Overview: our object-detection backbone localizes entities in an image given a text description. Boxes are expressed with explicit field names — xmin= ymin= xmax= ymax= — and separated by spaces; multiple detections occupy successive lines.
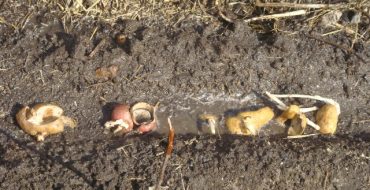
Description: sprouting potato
xmin=316 ymin=104 xmax=339 ymax=135
xmin=276 ymin=105 xmax=300 ymax=125
xmin=275 ymin=105 xmax=308 ymax=136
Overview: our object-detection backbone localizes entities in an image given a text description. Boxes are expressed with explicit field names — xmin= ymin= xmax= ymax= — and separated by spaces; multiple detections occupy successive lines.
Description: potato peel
xmin=130 ymin=102 xmax=158 ymax=133
xmin=26 ymin=103 xmax=63 ymax=124
xmin=16 ymin=103 xmax=77 ymax=141
xmin=287 ymin=113 xmax=307 ymax=136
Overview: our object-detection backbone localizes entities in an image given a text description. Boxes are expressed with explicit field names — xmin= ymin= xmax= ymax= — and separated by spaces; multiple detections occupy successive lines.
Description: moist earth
xmin=0 ymin=7 xmax=370 ymax=190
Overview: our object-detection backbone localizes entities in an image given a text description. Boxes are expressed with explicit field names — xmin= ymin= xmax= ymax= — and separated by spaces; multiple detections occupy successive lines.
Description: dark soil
xmin=0 ymin=3 xmax=370 ymax=190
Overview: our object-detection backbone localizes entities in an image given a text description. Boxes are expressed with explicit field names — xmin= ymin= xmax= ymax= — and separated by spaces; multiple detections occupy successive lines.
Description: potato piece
xmin=237 ymin=107 xmax=275 ymax=135
xmin=287 ymin=113 xmax=307 ymax=136
xmin=226 ymin=116 xmax=250 ymax=135
xmin=16 ymin=104 xmax=77 ymax=141
xmin=316 ymin=104 xmax=339 ymax=135
xmin=276 ymin=105 xmax=300 ymax=125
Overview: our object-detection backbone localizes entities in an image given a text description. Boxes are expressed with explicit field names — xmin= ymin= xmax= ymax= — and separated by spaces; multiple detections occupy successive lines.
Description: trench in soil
xmin=147 ymin=92 xmax=312 ymax=136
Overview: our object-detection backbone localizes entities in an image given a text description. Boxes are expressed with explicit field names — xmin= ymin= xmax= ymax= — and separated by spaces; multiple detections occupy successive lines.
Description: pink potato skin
xmin=111 ymin=104 xmax=134 ymax=131
xmin=137 ymin=121 xmax=157 ymax=133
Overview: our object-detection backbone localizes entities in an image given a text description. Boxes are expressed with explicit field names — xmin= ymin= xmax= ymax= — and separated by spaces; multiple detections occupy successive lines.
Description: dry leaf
xmin=95 ymin=65 xmax=118 ymax=80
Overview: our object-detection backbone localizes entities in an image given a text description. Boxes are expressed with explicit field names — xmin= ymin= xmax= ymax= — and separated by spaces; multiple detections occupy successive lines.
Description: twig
xmin=39 ymin=70 xmax=45 ymax=86
xmin=130 ymin=65 xmax=143 ymax=81
xmin=180 ymin=172 xmax=186 ymax=190
xmin=306 ymin=34 xmax=351 ymax=52
xmin=256 ymin=0 xmax=349 ymax=9
xmin=87 ymin=81 xmax=112 ymax=88
xmin=218 ymin=10 xmax=234 ymax=23
xmin=352 ymin=119 xmax=370 ymax=124
xmin=244 ymin=10 xmax=307 ymax=23
xmin=286 ymin=134 xmax=319 ymax=139
xmin=154 ymin=117 xmax=175 ymax=190
xmin=89 ymin=26 xmax=99 ymax=40
xmin=323 ymin=170 xmax=329 ymax=189
xmin=323 ymin=23 xmax=364 ymax=39
xmin=116 ymin=144 xmax=133 ymax=151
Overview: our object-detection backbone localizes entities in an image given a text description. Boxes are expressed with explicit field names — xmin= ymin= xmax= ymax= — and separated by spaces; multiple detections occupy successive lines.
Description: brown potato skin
xmin=316 ymin=104 xmax=338 ymax=135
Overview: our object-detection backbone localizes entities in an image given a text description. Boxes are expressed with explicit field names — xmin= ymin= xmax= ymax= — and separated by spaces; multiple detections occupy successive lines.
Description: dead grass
xmin=46 ymin=0 xmax=211 ymax=23
xmin=0 ymin=0 xmax=369 ymax=53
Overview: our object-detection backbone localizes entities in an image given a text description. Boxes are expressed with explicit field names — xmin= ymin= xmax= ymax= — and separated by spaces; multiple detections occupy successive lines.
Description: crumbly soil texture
xmin=0 ymin=3 xmax=370 ymax=190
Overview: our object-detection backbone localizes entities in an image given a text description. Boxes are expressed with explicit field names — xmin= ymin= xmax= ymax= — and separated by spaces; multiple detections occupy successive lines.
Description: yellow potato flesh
xmin=276 ymin=105 xmax=300 ymax=125
xmin=226 ymin=116 xmax=250 ymax=135
xmin=237 ymin=107 xmax=275 ymax=135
